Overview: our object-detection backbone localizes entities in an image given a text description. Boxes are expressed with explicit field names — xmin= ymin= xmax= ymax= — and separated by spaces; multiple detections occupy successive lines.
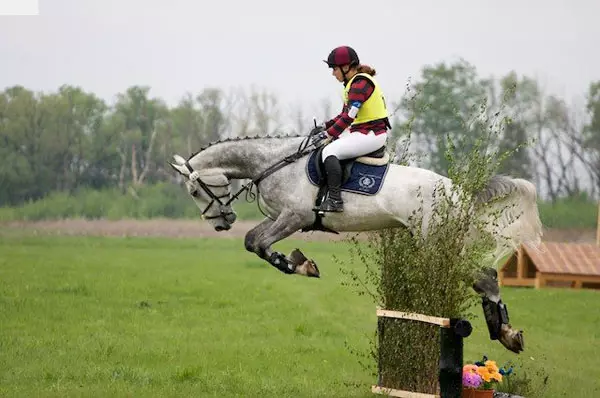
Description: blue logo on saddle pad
xmin=305 ymin=150 xmax=390 ymax=196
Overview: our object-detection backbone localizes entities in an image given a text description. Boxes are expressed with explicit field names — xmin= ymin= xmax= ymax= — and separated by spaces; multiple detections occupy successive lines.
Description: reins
xmin=185 ymin=126 xmax=324 ymax=221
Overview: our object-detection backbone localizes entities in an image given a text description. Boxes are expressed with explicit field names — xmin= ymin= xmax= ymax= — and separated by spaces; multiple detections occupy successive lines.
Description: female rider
xmin=313 ymin=45 xmax=391 ymax=213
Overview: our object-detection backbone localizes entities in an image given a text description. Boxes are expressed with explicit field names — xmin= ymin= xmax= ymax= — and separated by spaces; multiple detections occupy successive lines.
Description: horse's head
xmin=169 ymin=155 xmax=237 ymax=231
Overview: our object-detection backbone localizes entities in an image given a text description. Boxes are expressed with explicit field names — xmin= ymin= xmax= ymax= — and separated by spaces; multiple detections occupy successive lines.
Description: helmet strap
xmin=341 ymin=64 xmax=355 ymax=85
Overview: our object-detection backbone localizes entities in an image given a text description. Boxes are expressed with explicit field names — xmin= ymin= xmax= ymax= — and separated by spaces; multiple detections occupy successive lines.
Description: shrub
xmin=340 ymin=91 xmax=529 ymax=393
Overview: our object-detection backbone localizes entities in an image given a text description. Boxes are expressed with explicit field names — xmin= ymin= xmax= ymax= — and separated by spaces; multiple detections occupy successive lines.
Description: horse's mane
xmin=187 ymin=133 xmax=306 ymax=159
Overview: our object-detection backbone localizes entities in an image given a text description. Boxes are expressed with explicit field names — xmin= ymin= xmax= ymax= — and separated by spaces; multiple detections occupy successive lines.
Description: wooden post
xmin=517 ymin=246 xmax=525 ymax=281
xmin=373 ymin=309 xmax=472 ymax=398
xmin=438 ymin=319 xmax=472 ymax=398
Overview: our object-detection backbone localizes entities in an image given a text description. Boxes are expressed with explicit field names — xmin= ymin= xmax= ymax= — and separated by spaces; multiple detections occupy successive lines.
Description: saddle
xmin=302 ymin=145 xmax=391 ymax=234
xmin=312 ymin=145 xmax=390 ymax=186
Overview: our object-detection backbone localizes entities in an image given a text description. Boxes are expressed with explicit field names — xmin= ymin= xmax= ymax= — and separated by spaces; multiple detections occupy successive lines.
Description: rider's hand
xmin=311 ymin=131 xmax=330 ymax=146
xmin=309 ymin=123 xmax=326 ymax=136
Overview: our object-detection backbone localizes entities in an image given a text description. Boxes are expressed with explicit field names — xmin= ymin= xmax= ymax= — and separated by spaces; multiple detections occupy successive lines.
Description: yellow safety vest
xmin=343 ymin=73 xmax=389 ymax=125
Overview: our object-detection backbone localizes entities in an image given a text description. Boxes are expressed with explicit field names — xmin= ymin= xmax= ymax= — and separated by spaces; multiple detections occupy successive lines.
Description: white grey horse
xmin=169 ymin=133 xmax=543 ymax=353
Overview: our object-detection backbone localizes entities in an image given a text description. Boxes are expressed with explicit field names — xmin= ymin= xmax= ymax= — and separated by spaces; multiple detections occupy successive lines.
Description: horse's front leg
xmin=473 ymin=267 xmax=524 ymax=354
xmin=244 ymin=217 xmax=274 ymax=260
xmin=246 ymin=212 xmax=320 ymax=278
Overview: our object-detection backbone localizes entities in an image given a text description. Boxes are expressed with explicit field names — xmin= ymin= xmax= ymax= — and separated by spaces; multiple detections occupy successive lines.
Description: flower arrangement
xmin=462 ymin=356 xmax=514 ymax=396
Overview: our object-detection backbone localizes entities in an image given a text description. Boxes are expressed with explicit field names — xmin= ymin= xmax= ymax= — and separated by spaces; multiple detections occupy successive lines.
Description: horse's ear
xmin=169 ymin=154 xmax=189 ymax=175
xmin=169 ymin=161 xmax=188 ymax=176
xmin=173 ymin=154 xmax=186 ymax=165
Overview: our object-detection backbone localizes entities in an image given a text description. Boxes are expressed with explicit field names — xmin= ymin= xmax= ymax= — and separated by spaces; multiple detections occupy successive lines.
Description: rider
xmin=313 ymin=45 xmax=391 ymax=213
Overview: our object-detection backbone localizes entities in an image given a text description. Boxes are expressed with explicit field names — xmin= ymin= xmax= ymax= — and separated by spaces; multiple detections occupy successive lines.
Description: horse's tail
xmin=475 ymin=175 xmax=543 ymax=264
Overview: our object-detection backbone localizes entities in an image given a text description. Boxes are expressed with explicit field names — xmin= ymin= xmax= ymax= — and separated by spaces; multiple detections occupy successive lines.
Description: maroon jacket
xmin=324 ymin=75 xmax=390 ymax=138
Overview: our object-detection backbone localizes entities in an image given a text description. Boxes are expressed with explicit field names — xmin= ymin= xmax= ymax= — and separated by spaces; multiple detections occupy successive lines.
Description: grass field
xmin=1 ymin=234 xmax=599 ymax=397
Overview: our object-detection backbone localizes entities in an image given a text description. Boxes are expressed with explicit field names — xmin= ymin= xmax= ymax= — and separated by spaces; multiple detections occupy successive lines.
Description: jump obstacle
xmin=372 ymin=307 xmax=473 ymax=398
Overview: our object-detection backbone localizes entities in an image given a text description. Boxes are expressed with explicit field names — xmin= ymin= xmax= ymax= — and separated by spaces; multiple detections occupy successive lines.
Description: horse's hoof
xmin=295 ymin=260 xmax=320 ymax=278
xmin=499 ymin=324 xmax=524 ymax=354
xmin=289 ymin=248 xmax=320 ymax=278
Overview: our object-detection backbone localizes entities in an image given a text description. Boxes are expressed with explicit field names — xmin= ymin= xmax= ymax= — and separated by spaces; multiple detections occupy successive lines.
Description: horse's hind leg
xmin=247 ymin=211 xmax=320 ymax=278
xmin=473 ymin=267 xmax=524 ymax=354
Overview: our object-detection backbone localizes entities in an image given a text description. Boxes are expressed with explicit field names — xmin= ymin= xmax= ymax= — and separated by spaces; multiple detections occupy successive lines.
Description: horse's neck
xmin=189 ymin=137 xmax=303 ymax=179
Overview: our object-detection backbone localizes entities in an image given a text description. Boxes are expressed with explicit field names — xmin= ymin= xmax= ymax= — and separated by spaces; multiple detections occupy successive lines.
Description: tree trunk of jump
xmin=371 ymin=225 xmax=475 ymax=396
xmin=377 ymin=257 xmax=441 ymax=395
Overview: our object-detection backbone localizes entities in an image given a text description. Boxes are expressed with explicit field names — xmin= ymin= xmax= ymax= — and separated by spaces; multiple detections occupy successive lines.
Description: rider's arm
xmin=325 ymin=77 xmax=375 ymax=138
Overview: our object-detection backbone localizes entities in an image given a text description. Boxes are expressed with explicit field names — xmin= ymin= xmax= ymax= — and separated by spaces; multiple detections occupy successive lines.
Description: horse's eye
xmin=191 ymin=190 xmax=200 ymax=198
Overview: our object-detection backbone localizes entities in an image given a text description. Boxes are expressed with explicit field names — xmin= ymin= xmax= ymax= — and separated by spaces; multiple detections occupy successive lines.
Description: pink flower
xmin=463 ymin=364 xmax=478 ymax=373
xmin=462 ymin=371 xmax=483 ymax=388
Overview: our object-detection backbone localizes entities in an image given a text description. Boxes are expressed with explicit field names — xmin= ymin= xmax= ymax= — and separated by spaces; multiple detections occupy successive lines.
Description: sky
xmin=1 ymin=0 xmax=599 ymax=198
xmin=1 ymin=0 xmax=599 ymax=119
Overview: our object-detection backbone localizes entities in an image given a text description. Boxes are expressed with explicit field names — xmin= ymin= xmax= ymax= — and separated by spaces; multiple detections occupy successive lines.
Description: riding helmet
xmin=324 ymin=46 xmax=360 ymax=68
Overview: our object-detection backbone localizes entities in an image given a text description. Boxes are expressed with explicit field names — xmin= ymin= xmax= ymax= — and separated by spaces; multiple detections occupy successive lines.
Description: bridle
xmin=183 ymin=163 xmax=236 ymax=220
xmin=181 ymin=127 xmax=326 ymax=222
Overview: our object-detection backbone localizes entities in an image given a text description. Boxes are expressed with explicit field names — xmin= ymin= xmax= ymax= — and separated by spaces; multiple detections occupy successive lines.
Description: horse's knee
xmin=244 ymin=233 xmax=255 ymax=253
xmin=244 ymin=233 xmax=266 ymax=258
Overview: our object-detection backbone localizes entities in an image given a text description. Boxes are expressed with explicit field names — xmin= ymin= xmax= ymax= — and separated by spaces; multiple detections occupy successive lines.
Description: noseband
xmin=183 ymin=162 xmax=236 ymax=220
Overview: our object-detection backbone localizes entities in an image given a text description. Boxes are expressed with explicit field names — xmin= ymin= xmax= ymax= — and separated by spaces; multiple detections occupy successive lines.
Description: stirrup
xmin=315 ymin=197 xmax=344 ymax=213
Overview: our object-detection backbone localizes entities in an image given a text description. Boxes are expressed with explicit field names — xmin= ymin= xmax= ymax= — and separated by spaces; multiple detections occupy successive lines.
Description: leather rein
xmin=183 ymin=133 xmax=322 ymax=221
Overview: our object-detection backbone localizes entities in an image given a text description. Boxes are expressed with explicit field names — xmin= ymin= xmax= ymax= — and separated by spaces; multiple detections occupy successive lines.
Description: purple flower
xmin=463 ymin=372 xmax=483 ymax=388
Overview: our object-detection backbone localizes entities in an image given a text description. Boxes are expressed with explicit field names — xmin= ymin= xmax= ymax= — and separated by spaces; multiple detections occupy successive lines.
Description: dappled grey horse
xmin=169 ymin=133 xmax=543 ymax=353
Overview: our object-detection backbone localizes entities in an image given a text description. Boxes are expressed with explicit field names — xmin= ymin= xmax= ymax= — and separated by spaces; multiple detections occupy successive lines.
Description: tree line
xmin=1 ymin=58 xmax=599 ymax=207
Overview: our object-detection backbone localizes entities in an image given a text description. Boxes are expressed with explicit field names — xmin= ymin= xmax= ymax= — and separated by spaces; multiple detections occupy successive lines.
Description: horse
xmin=169 ymin=133 xmax=543 ymax=354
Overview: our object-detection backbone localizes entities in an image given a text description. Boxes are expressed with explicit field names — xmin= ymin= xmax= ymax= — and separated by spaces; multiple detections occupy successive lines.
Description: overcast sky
xmin=1 ymin=0 xmax=599 ymax=119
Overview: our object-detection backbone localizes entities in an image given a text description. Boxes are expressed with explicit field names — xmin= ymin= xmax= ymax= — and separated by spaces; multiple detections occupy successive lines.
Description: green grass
xmin=0 ymin=235 xmax=599 ymax=397
xmin=538 ymin=193 xmax=599 ymax=229
xmin=1 ymin=184 xmax=598 ymax=229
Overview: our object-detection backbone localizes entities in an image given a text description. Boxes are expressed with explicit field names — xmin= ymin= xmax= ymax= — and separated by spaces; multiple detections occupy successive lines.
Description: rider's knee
xmin=322 ymin=146 xmax=337 ymax=160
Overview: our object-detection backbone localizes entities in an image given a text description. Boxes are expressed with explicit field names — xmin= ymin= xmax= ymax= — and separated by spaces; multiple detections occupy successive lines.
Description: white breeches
xmin=322 ymin=130 xmax=388 ymax=160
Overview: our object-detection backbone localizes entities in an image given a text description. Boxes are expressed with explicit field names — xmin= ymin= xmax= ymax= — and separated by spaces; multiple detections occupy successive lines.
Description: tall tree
xmin=112 ymin=86 xmax=168 ymax=189
xmin=196 ymin=88 xmax=231 ymax=144
xmin=170 ymin=92 xmax=202 ymax=156
xmin=398 ymin=59 xmax=491 ymax=174
xmin=38 ymin=85 xmax=110 ymax=192
xmin=494 ymin=72 xmax=535 ymax=180
xmin=0 ymin=86 xmax=40 ymax=204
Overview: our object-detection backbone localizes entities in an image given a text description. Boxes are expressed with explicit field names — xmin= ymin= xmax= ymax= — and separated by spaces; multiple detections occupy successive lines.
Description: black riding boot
xmin=316 ymin=155 xmax=344 ymax=212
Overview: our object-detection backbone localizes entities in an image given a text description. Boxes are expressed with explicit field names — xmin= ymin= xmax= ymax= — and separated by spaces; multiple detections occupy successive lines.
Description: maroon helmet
xmin=324 ymin=46 xmax=360 ymax=68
